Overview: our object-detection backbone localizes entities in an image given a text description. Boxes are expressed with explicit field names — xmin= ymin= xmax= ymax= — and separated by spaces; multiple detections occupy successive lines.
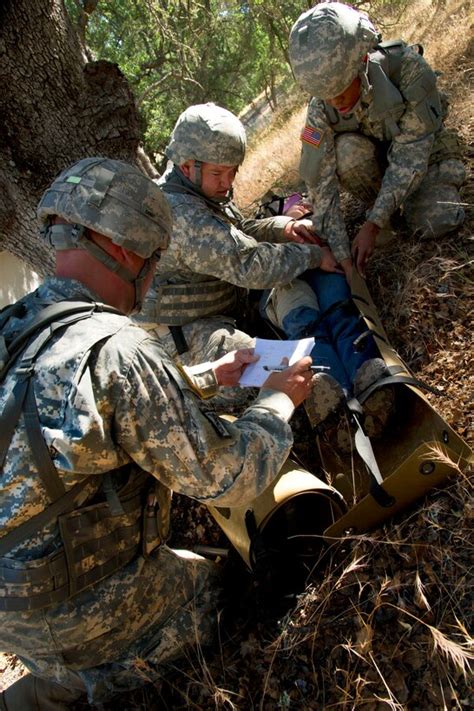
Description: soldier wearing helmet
xmin=0 ymin=157 xmax=315 ymax=707
xmin=135 ymin=102 xmax=339 ymax=410
xmin=38 ymin=156 xmax=173 ymax=313
xmin=289 ymin=2 xmax=465 ymax=277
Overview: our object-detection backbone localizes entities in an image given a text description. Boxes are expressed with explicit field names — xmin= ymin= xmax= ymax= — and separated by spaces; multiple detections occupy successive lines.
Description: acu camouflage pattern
xmin=165 ymin=103 xmax=247 ymax=166
xmin=151 ymin=167 xmax=323 ymax=291
xmin=299 ymin=46 xmax=465 ymax=261
xmin=135 ymin=165 xmax=323 ymax=368
xmin=37 ymin=157 xmax=173 ymax=257
xmin=1 ymin=276 xmax=296 ymax=702
xmin=289 ymin=2 xmax=380 ymax=99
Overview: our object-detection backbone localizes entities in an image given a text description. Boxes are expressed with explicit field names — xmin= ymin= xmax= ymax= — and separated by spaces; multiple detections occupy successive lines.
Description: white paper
xmin=239 ymin=337 xmax=315 ymax=387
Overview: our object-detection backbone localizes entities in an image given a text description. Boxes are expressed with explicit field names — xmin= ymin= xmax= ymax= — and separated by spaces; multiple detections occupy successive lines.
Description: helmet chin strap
xmin=130 ymin=258 xmax=156 ymax=313
xmin=359 ymin=55 xmax=372 ymax=100
xmin=43 ymin=221 xmax=156 ymax=312
xmin=193 ymin=160 xmax=202 ymax=187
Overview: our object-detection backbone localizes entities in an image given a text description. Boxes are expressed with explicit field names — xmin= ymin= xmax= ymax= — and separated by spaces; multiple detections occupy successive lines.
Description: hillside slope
xmin=1 ymin=1 xmax=472 ymax=708
xmin=163 ymin=1 xmax=474 ymax=707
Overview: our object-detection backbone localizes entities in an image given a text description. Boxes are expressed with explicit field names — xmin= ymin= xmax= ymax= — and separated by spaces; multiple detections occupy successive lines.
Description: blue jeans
xmin=262 ymin=271 xmax=377 ymax=394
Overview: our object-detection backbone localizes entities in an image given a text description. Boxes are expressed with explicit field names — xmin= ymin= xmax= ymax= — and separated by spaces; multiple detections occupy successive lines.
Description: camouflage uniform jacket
xmin=138 ymin=167 xmax=322 ymax=325
xmin=301 ymin=44 xmax=451 ymax=262
xmin=0 ymin=277 xmax=294 ymax=668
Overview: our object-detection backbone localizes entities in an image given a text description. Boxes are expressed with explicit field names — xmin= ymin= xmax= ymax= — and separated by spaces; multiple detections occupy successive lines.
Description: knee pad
xmin=265 ymin=279 xmax=318 ymax=331
xmin=404 ymin=159 xmax=466 ymax=238
xmin=335 ymin=133 xmax=383 ymax=204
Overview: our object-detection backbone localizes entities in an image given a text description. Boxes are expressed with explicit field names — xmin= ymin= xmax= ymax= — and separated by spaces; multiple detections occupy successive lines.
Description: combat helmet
xmin=289 ymin=2 xmax=380 ymax=99
xmin=165 ymin=103 xmax=247 ymax=167
xmin=38 ymin=157 xmax=173 ymax=309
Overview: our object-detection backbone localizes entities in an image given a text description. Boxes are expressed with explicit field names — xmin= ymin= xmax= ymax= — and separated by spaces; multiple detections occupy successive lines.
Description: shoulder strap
xmin=0 ymin=301 xmax=121 ymax=490
xmin=372 ymin=40 xmax=407 ymax=87
xmin=0 ymin=303 xmax=110 ymax=476
xmin=0 ymin=301 xmax=120 ymax=501
xmin=0 ymin=301 xmax=26 ymax=332
xmin=0 ymin=301 xmax=124 ymax=552
xmin=373 ymin=40 xmax=424 ymax=88
xmin=1 ymin=300 xmax=121 ymax=384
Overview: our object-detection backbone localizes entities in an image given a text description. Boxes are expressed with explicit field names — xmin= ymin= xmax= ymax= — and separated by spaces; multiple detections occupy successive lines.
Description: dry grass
xmin=3 ymin=2 xmax=473 ymax=708
xmin=150 ymin=1 xmax=474 ymax=708
xmin=234 ymin=102 xmax=308 ymax=214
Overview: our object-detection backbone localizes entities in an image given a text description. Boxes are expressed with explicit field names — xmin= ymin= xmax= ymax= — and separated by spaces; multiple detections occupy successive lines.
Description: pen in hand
xmin=263 ymin=364 xmax=330 ymax=372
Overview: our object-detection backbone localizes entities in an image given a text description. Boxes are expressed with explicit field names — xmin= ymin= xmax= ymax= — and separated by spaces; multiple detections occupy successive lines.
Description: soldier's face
xmin=185 ymin=161 xmax=238 ymax=198
xmin=327 ymin=76 xmax=361 ymax=114
xmin=201 ymin=163 xmax=238 ymax=198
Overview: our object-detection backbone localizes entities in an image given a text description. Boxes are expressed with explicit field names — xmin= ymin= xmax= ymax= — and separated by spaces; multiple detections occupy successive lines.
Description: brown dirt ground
xmin=1 ymin=1 xmax=472 ymax=708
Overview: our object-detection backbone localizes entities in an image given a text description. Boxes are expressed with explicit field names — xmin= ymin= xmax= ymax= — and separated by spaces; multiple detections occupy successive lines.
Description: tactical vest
xmin=140 ymin=277 xmax=237 ymax=326
xmin=0 ymin=301 xmax=169 ymax=611
xmin=144 ymin=176 xmax=243 ymax=326
xmin=324 ymin=40 xmax=443 ymax=142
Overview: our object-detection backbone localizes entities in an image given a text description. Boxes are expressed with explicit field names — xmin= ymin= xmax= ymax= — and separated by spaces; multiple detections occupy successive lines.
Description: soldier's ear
xmin=180 ymin=160 xmax=194 ymax=179
xmin=88 ymin=230 xmax=129 ymax=266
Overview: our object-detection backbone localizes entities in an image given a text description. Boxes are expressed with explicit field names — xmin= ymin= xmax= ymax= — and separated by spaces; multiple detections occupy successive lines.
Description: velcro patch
xmin=301 ymin=125 xmax=323 ymax=147
xmin=201 ymin=410 xmax=233 ymax=439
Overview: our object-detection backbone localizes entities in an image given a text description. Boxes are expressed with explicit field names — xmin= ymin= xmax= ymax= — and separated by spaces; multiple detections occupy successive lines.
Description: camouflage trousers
xmin=1 ymin=547 xmax=221 ymax=704
xmin=335 ymin=132 xmax=466 ymax=238
xmin=140 ymin=315 xmax=256 ymax=410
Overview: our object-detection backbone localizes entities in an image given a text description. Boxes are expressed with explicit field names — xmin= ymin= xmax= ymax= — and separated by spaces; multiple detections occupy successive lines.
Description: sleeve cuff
xmin=366 ymin=207 xmax=389 ymax=230
xmin=252 ymin=389 xmax=295 ymax=422
xmin=271 ymin=216 xmax=295 ymax=242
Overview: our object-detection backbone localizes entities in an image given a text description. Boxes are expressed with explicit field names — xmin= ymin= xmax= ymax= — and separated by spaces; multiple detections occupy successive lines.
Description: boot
xmin=1 ymin=673 xmax=86 ymax=710
xmin=353 ymin=358 xmax=395 ymax=439
xmin=305 ymin=373 xmax=346 ymax=428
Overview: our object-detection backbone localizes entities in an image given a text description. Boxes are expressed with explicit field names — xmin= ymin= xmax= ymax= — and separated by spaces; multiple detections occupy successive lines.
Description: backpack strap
xmin=0 ymin=300 xmax=123 ymax=551
xmin=0 ymin=300 xmax=121 ymax=384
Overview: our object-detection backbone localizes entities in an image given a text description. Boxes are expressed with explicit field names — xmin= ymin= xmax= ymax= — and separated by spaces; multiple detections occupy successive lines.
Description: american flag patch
xmin=301 ymin=125 xmax=323 ymax=147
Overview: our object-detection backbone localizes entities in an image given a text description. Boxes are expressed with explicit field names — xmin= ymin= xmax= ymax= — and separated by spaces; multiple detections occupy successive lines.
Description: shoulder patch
xmin=301 ymin=125 xmax=323 ymax=147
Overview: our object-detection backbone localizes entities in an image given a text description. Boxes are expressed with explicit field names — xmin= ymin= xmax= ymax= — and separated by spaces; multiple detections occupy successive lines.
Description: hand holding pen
xmin=262 ymin=356 xmax=314 ymax=407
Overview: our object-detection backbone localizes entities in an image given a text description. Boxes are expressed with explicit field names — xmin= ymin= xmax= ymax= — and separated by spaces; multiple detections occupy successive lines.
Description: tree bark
xmin=0 ymin=0 xmax=142 ymax=276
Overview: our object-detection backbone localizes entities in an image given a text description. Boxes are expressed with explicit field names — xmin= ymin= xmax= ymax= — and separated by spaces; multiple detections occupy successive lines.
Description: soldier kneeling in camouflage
xmin=136 ymin=102 xmax=380 ymax=430
xmin=134 ymin=102 xmax=339 ymax=403
xmin=0 ymin=158 xmax=315 ymax=708
xmin=289 ymin=1 xmax=465 ymax=279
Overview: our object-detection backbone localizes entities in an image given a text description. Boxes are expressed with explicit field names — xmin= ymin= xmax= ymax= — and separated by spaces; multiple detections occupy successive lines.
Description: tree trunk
xmin=0 ymin=0 xmax=142 ymax=276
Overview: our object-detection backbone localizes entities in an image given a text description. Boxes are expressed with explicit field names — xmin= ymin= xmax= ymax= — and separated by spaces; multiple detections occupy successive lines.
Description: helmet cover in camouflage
xmin=165 ymin=103 xmax=247 ymax=166
xmin=289 ymin=2 xmax=380 ymax=99
xmin=37 ymin=157 xmax=173 ymax=258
